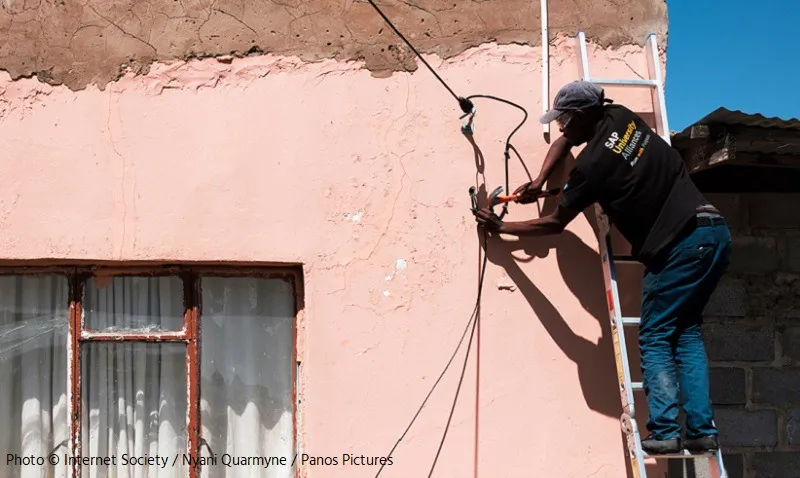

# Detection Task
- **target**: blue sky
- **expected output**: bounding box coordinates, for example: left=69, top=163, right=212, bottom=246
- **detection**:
left=664, top=0, right=799, bottom=132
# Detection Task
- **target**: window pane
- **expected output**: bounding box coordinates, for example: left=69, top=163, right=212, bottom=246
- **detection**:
left=0, top=274, right=69, bottom=478
left=84, top=275, right=185, bottom=331
left=200, top=277, right=295, bottom=478
left=81, top=343, right=186, bottom=477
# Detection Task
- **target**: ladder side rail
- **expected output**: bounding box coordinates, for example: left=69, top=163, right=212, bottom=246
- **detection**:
left=579, top=29, right=646, bottom=478
left=541, top=0, right=550, bottom=138
left=576, top=31, right=591, bottom=81
left=715, top=448, right=728, bottom=478
left=578, top=27, right=638, bottom=426
left=645, top=33, right=671, bottom=144
left=596, top=208, right=637, bottom=417
left=595, top=205, right=647, bottom=478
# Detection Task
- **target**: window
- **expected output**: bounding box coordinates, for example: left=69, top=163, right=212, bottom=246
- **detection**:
left=0, top=267, right=299, bottom=478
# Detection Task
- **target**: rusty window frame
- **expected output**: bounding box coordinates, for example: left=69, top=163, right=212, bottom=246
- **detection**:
left=0, top=264, right=302, bottom=478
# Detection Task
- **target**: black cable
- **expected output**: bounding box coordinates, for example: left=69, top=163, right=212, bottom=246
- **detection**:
left=372, top=298, right=481, bottom=474
left=425, top=231, right=489, bottom=477
left=508, top=144, right=534, bottom=182
left=362, top=1, right=535, bottom=477
left=465, top=94, right=530, bottom=220
left=364, top=0, right=461, bottom=104
left=373, top=232, right=488, bottom=478
left=373, top=93, right=528, bottom=478
left=423, top=97, right=528, bottom=475
left=466, top=94, right=528, bottom=154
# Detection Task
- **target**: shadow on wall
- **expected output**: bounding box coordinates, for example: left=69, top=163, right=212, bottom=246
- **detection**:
left=483, top=212, right=622, bottom=418
left=466, top=136, right=666, bottom=478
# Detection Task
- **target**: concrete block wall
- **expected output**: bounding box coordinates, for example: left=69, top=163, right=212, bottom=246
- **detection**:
left=701, top=193, right=800, bottom=478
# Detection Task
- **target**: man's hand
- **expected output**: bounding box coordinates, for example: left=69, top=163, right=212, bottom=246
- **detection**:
left=474, top=207, right=504, bottom=232
left=513, top=180, right=543, bottom=204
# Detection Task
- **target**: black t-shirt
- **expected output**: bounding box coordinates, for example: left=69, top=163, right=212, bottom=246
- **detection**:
left=558, top=104, right=709, bottom=263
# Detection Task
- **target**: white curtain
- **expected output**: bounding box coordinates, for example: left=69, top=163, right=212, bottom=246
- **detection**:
left=83, top=275, right=186, bottom=332
left=0, top=274, right=295, bottom=478
left=199, top=277, right=295, bottom=478
left=81, top=275, right=187, bottom=478
left=0, top=274, right=70, bottom=478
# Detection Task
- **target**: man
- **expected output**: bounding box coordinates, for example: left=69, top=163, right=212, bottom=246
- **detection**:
left=474, top=81, right=732, bottom=455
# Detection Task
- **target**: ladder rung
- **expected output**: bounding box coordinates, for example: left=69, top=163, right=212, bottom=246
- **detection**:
left=631, top=382, right=644, bottom=391
left=612, top=255, right=638, bottom=264
left=589, top=78, right=659, bottom=88
left=642, top=450, right=716, bottom=459
left=622, top=317, right=640, bottom=326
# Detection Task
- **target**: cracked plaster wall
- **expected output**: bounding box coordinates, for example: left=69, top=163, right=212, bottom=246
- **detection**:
left=0, top=36, right=670, bottom=477
left=0, top=0, right=666, bottom=90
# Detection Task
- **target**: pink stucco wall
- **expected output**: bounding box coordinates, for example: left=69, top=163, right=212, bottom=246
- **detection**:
left=0, top=36, right=668, bottom=477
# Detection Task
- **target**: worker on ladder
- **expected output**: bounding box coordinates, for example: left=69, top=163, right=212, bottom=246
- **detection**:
left=474, top=81, right=732, bottom=455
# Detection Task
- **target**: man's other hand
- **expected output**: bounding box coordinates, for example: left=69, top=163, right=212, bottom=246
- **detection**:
left=513, top=181, right=543, bottom=204
left=474, top=208, right=503, bottom=232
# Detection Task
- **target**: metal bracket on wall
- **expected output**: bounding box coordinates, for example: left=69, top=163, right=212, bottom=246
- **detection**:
left=540, top=0, right=550, bottom=141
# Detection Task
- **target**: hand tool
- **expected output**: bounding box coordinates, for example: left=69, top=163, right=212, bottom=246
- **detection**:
left=489, top=186, right=561, bottom=207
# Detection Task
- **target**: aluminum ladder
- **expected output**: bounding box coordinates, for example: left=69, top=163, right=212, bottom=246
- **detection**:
left=573, top=30, right=729, bottom=478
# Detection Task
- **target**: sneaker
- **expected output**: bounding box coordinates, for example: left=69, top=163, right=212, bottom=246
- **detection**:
left=641, top=434, right=681, bottom=454
left=684, top=434, right=719, bottom=453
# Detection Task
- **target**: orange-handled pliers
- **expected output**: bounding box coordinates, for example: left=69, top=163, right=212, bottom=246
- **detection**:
left=490, top=186, right=562, bottom=206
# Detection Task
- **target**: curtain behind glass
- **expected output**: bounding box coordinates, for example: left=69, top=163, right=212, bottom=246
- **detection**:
left=200, top=277, right=295, bottom=478
left=83, top=276, right=184, bottom=332
left=80, top=276, right=187, bottom=477
left=0, top=274, right=295, bottom=478
left=0, top=274, right=69, bottom=478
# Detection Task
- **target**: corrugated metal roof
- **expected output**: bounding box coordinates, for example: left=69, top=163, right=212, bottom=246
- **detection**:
left=673, top=107, right=800, bottom=137
left=672, top=107, right=800, bottom=157
left=672, top=108, right=800, bottom=192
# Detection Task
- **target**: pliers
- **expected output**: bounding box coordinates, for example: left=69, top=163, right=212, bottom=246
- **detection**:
left=489, top=186, right=561, bottom=207
left=469, top=185, right=561, bottom=220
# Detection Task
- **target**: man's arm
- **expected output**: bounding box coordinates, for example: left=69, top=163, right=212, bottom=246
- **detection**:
left=474, top=164, right=595, bottom=235
left=498, top=204, right=581, bottom=236
left=535, top=135, right=573, bottom=187
left=515, top=135, right=572, bottom=197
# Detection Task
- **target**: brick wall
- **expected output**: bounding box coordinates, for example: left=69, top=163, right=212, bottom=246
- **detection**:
left=702, top=193, right=800, bottom=478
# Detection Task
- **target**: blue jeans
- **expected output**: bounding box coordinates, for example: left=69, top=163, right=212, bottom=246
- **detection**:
left=639, top=217, right=732, bottom=440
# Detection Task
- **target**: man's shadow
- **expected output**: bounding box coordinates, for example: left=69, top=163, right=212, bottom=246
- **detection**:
left=465, top=133, right=661, bottom=478
left=484, top=208, right=623, bottom=419
left=466, top=132, right=621, bottom=417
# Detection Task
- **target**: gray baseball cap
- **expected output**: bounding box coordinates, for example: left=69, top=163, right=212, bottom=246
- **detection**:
left=539, top=81, right=608, bottom=124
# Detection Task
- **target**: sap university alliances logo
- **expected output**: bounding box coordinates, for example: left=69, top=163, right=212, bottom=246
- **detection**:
left=604, top=120, right=651, bottom=166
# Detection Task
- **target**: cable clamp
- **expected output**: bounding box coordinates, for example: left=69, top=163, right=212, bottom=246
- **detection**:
left=460, top=107, right=476, bottom=135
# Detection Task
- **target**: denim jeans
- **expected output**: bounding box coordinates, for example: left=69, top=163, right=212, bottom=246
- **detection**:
left=639, top=217, right=732, bottom=440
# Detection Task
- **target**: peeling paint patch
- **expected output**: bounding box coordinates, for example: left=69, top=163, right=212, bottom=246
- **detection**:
left=0, top=73, right=62, bottom=121
left=497, top=273, right=517, bottom=292
left=344, top=210, right=364, bottom=222
left=0, top=0, right=667, bottom=91
left=385, top=258, right=409, bottom=282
